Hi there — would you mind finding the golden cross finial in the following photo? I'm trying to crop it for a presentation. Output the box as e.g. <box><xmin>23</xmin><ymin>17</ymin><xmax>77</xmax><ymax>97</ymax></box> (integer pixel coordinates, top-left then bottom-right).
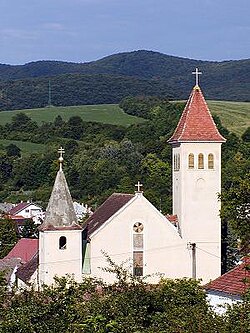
<box><xmin>192</xmin><ymin>67</ymin><xmax>202</xmax><ymax>86</ymax></box>
<box><xmin>58</xmin><ymin>147</ymin><xmax>65</xmax><ymax>171</ymax></box>
<box><xmin>135</xmin><ymin>181</ymin><xmax>143</xmax><ymax>193</ymax></box>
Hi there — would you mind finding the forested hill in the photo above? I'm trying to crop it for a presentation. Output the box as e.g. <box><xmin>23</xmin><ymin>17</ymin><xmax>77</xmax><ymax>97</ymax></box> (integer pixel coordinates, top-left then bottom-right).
<box><xmin>0</xmin><ymin>50</ymin><xmax>250</xmax><ymax>110</ymax></box>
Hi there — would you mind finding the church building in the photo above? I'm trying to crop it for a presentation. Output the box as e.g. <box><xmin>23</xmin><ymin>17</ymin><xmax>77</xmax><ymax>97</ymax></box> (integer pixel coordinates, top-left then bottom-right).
<box><xmin>15</xmin><ymin>70</ymin><xmax>226</xmax><ymax>287</ymax></box>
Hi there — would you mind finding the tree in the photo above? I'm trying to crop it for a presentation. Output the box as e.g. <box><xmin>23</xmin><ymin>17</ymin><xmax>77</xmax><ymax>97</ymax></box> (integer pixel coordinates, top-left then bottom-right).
<box><xmin>242</xmin><ymin>127</ymin><xmax>250</xmax><ymax>142</ymax></box>
<box><xmin>221</xmin><ymin>171</ymin><xmax>250</xmax><ymax>254</ymax></box>
<box><xmin>20</xmin><ymin>219</ymin><xmax>38</xmax><ymax>239</ymax></box>
<box><xmin>5</xmin><ymin>143</ymin><xmax>21</xmax><ymax>158</ymax></box>
<box><xmin>0</xmin><ymin>218</ymin><xmax>17</xmax><ymax>258</ymax></box>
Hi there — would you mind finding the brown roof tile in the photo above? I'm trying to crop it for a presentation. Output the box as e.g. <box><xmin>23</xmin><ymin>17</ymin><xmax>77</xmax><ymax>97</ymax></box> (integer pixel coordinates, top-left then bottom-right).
<box><xmin>84</xmin><ymin>193</ymin><xmax>134</xmax><ymax>237</ymax></box>
<box><xmin>169</xmin><ymin>86</ymin><xmax>226</xmax><ymax>143</ymax></box>
<box><xmin>8</xmin><ymin>202</ymin><xmax>30</xmax><ymax>216</ymax></box>
<box><xmin>205</xmin><ymin>256</ymin><xmax>250</xmax><ymax>296</ymax></box>
<box><xmin>16</xmin><ymin>252</ymin><xmax>39</xmax><ymax>284</ymax></box>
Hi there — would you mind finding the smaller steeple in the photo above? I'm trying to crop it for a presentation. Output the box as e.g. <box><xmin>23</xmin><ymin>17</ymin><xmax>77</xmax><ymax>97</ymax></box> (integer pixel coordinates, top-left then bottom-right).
<box><xmin>39</xmin><ymin>148</ymin><xmax>82</xmax><ymax>231</ymax></box>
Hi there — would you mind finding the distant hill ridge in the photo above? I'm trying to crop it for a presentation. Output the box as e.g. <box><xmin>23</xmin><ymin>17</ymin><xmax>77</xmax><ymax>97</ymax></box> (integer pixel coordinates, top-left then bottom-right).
<box><xmin>0</xmin><ymin>50</ymin><xmax>250</xmax><ymax>110</ymax></box>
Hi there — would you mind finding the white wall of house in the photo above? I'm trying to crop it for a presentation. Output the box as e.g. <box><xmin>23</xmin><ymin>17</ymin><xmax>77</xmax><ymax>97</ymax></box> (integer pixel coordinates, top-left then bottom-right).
<box><xmin>18</xmin><ymin>204</ymin><xmax>43</xmax><ymax>220</ymax></box>
<box><xmin>207</xmin><ymin>291</ymin><xmax>241</xmax><ymax>314</ymax></box>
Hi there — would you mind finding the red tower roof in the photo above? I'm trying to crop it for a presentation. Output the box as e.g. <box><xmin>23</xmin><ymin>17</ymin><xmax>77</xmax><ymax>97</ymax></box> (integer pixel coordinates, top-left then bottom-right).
<box><xmin>168</xmin><ymin>86</ymin><xmax>226</xmax><ymax>143</ymax></box>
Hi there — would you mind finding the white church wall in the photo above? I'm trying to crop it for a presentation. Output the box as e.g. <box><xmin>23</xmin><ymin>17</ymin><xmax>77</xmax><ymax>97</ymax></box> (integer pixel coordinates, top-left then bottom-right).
<box><xmin>172</xmin><ymin>142</ymin><xmax>222</xmax><ymax>282</ymax></box>
<box><xmin>39</xmin><ymin>230</ymin><xmax>82</xmax><ymax>286</ymax></box>
<box><xmin>87</xmin><ymin>194</ymin><xmax>191</xmax><ymax>283</ymax></box>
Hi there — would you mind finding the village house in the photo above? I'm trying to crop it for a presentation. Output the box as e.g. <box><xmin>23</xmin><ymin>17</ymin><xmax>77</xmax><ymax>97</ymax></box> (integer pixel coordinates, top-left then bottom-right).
<box><xmin>206</xmin><ymin>256</ymin><xmax>250</xmax><ymax>313</ymax></box>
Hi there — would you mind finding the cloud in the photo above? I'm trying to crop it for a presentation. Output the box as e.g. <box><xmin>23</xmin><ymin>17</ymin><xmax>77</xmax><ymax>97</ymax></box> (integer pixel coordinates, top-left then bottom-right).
<box><xmin>42</xmin><ymin>23</ymin><xmax>64</xmax><ymax>31</ymax></box>
<box><xmin>0</xmin><ymin>28</ymin><xmax>38</xmax><ymax>40</ymax></box>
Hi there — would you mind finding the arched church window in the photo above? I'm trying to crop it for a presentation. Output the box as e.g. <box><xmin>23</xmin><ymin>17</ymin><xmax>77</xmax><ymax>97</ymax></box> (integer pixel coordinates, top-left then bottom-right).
<box><xmin>198</xmin><ymin>153</ymin><xmax>204</xmax><ymax>169</ymax></box>
<box><xmin>59</xmin><ymin>236</ymin><xmax>67</xmax><ymax>250</ymax></box>
<box><xmin>188</xmin><ymin>153</ymin><xmax>194</xmax><ymax>169</ymax></box>
<box><xmin>177</xmin><ymin>154</ymin><xmax>180</xmax><ymax>170</ymax></box>
<box><xmin>133</xmin><ymin>222</ymin><xmax>143</xmax><ymax>276</ymax></box>
<box><xmin>208</xmin><ymin>153</ymin><xmax>214</xmax><ymax>169</ymax></box>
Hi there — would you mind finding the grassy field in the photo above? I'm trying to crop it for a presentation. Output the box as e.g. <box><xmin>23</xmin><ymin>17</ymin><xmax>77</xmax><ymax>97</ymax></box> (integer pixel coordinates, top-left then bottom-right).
<box><xmin>207</xmin><ymin>101</ymin><xmax>250</xmax><ymax>137</ymax></box>
<box><xmin>0</xmin><ymin>139</ymin><xmax>46</xmax><ymax>155</ymax></box>
<box><xmin>0</xmin><ymin>104</ymin><xmax>145</xmax><ymax>127</ymax></box>
<box><xmin>0</xmin><ymin>101</ymin><xmax>249</xmax><ymax>136</ymax></box>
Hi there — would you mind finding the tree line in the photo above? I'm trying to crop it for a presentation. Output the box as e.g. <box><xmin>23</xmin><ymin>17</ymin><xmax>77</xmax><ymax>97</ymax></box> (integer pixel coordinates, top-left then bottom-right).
<box><xmin>0</xmin><ymin>256</ymin><xmax>249</xmax><ymax>332</ymax></box>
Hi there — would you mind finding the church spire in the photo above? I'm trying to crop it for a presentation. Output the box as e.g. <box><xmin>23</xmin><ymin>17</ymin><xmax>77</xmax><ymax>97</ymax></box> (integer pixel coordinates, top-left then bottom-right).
<box><xmin>39</xmin><ymin>148</ymin><xmax>81</xmax><ymax>231</ymax></box>
<box><xmin>168</xmin><ymin>68</ymin><xmax>226</xmax><ymax>143</ymax></box>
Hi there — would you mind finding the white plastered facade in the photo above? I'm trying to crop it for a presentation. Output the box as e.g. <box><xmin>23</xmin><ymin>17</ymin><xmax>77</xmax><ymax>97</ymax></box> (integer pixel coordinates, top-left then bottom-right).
<box><xmin>85</xmin><ymin>193</ymin><xmax>193</xmax><ymax>283</ymax></box>
<box><xmin>172</xmin><ymin>142</ymin><xmax>222</xmax><ymax>282</ymax></box>
<box><xmin>39</xmin><ymin>229</ymin><xmax>82</xmax><ymax>286</ymax></box>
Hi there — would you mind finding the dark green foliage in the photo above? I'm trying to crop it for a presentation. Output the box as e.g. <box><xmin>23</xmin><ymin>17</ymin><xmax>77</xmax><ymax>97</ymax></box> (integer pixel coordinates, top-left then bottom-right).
<box><xmin>242</xmin><ymin>127</ymin><xmax>250</xmax><ymax>142</ymax></box>
<box><xmin>0</xmin><ymin>218</ymin><xmax>17</xmax><ymax>258</ymax></box>
<box><xmin>1</xmin><ymin>50</ymin><xmax>250</xmax><ymax>111</ymax></box>
<box><xmin>5</xmin><ymin>143</ymin><xmax>21</xmax><ymax>157</ymax></box>
<box><xmin>19</xmin><ymin>219</ymin><xmax>39</xmax><ymax>239</ymax></box>
<box><xmin>0</xmin><ymin>257</ymin><xmax>248</xmax><ymax>332</ymax></box>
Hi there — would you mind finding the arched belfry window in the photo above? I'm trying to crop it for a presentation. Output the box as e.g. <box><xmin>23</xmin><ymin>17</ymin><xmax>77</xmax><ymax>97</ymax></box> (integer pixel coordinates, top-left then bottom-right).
<box><xmin>208</xmin><ymin>153</ymin><xmax>214</xmax><ymax>169</ymax></box>
<box><xmin>198</xmin><ymin>153</ymin><xmax>204</xmax><ymax>169</ymax></box>
<box><xmin>59</xmin><ymin>236</ymin><xmax>67</xmax><ymax>250</ymax></box>
<box><xmin>133</xmin><ymin>222</ymin><xmax>143</xmax><ymax>276</ymax></box>
<box><xmin>188</xmin><ymin>153</ymin><xmax>194</xmax><ymax>169</ymax></box>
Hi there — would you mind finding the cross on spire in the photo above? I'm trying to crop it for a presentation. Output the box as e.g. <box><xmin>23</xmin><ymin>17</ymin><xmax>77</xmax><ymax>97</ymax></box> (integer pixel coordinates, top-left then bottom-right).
<box><xmin>192</xmin><ymin>67</ymin><xmax>202</xmax><ymax>86</ymax></box>
<box><xmin>135</xmin><ymin>181</ymin><xmax>143</xmax><ymax>193</ymax></box>
<box><xmin>58</xmin><ymin>147</ymin><xmax>65</xmax><ymax>171</ymax></box>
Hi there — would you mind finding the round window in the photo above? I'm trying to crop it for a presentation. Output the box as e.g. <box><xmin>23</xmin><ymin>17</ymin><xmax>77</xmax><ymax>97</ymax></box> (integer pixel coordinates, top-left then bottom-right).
<box><xmin>133</xmin><ymin>222</ymin><xmax>144</xmax><ymax>233</ymax></box>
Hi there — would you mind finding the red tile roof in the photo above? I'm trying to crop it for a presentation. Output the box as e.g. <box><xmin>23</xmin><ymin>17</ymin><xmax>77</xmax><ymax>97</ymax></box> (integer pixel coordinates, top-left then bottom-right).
<box><xmin>205</xmin><ymin>257</ymin><xmax>250</xmax><ymax>296</ymax></box>
<box><xmin>166</xmin><ymin>214</ymin><xmax>178</xmax><ymax>226</ymax></box>
<box><xmin>5</xmin><ymin>238</ymin><xmax>39</xmax><ymax>263</ymax></box>
<box><xmin>168</xmin><ymin>86</ymin><xmax>226</xmax><ymax>143</ymax></box>
<box><xmin>84</xmin><ymin>193</ymin><xmax>134</xmax><ymax>237</ymax></box>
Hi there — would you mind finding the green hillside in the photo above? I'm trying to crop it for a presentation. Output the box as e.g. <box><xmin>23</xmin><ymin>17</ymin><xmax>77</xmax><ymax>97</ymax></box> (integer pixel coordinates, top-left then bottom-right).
<box><xmin>0</xmin><ymin>104</ymin><xmax>145</xmax><ymax>127</ymax></box>
<box><xmin>0</xmin><ymin>139</ymin><xmax>45</xmax><ymax>155</ymax></box>
<box><xmin>0</xmin><ymin>50</ymin><xmax>250</xmax><ymax>111</ymax></box>
<box><xmin>0</xmin><ymin>101</ymin><xmax>249</xmax><ymax>136</ymax></box>
<box><xmin>207</xmin><ymin>100</ymin><xmax>250</xmax><ymax>136</ymax></box>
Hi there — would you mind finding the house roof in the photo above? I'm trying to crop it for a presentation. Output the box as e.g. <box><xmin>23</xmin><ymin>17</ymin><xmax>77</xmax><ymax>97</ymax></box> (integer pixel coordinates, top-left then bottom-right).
<box><xmin>16</xmin><ymin>252</ymin><xmax>38</xmax><ymax>284</ymax></box>
<box><xmin>8</xmin><ymin>202</ymin><xmax>30</xmax><ymax>216</ymax></box>
<box><xmin>8</xmin><ymin>202</ymin><xmax>42</xmax><ymax>216</ymax></box>
<box><xmin>0</xmin><ymin>257</ymin><xmax>21</xmax><ymax>284</ymax></box>
<box><xmin>205</xmin><ymin>257</ymin><xmax>250</xmax><ymax>296</ymax></box>
<box><xmin>5</xmin><ymin>238</ymin><xmax>39</xmax><ymax>263</ymax></box>
<box><xmin>166</xmin><ymin>214</ymin><xmax>178</xmax><ymax>226</ymax></box>
<box><xmin>84</xmin><ymin>193</ymin><xmax>134</xmax><ymax>237</ymax></box>
<box><xmin>39</xmin><ymin>169</ymin><xmax>81</xmax><ymax>231</ymax></box>
<box><xmin>168</xmin><ymin>85</ymin><xmax>226</xmax><ymax>143</ymax></box>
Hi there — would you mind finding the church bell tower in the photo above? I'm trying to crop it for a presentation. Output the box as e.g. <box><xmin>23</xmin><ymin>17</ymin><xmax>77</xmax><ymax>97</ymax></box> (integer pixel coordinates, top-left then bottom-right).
<box><xmin>38</xmin><ymin>148</ymin><xmax>83</xmax><ymax>286</ymax></box>
<box><xmin>168</xmin><ymin>69</ymin><xmax>226</xmax><ymax>280</ymax></box>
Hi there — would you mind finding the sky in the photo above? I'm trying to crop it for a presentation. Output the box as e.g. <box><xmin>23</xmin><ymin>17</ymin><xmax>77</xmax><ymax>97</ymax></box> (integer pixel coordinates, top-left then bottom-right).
<box><xmin>0</xmin><ymin>0</ymin><xmax>250</xmax><ymax>65</ymax></box>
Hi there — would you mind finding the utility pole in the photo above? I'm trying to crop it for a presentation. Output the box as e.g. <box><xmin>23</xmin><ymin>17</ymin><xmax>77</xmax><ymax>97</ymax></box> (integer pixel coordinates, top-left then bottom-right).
<box><xmin>188</xmin><ymin>242</ymin><xmax>197</xmax><ymax>279</ymax></box>
<box><xmin>47</xmin><ymin>80</ymin><xmax>52</xmax><ymax>107</ymax></box>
